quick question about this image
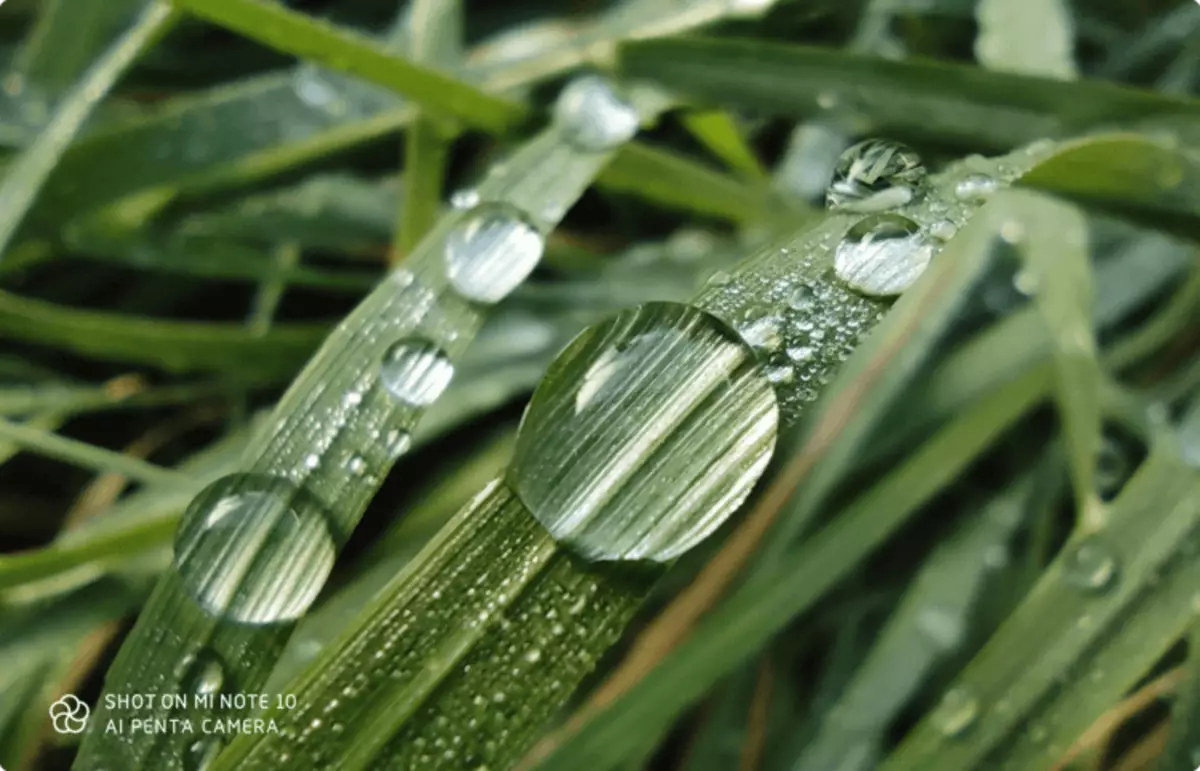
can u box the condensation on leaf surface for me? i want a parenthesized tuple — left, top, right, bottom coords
(509, 301, 779, 562)
(826, 139, 926, 214)
(174, 473, 336, 624)
(553, 74, 640, 152)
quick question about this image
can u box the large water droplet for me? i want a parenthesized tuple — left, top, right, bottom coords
(1062, 535, 1119, 593)
(553, 75, 640, 152)
(444, 205, 545, 303)
(826, 139, 926, 213)
(174, 474, 336, 624)
(738, 315, 783, 353)
(954, 173, 999, 201)
(931, 687, 979, 737)
(510, 302, 780, 562)
(380, 338, 454, 407)
(834, 213, 934, 296)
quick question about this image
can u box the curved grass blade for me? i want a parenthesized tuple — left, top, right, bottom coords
(0, 287, 329, 383)
(880, 448, 1200, 771)
(0, 2, 178, 262)
(678, 108, 766, 179)
(15, 0, 143, 98)
(618, 37, 1200, 151)
(71, 77, 664, 771)
(168, 0, 523, 133)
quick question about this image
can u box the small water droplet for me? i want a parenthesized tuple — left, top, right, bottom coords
(1062, 536, 1119, 593)
(383, 428, 413, 459)
(554, 75, 639, 152)
(931, 687, 979, 737)
(444, 205, 545, 303)
(707, 270, 732, 287)
(787, 345, 815, 363)
(185, 738, 221, 771)
(1013, 269, 1039, 297)
(927, 219, 958, 240)
(292, 66, 337, 110)
(379, 338, 454, 407)
(826, 139, 925, 213)
(178, 650, 225, 697)
(789, 283, 816, 311)
(954, 173, 999, 201)
(834, 213, 934, 296)
(511, 302, 780, 562)
(765, 364, 794, 385)
(174, 475, 335, 625)
(450, 188, 480, 210)
(524, 648, 542, 663)
(738, 315, 783, 352)
(346, 455, 368, 476)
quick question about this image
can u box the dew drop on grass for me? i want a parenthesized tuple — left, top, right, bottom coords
(510, 302, 779, 562)
(825, 139, 926, 213)
(931, 687, 979, 737)
(174, 474, 336, 624)
(553, 75, 640, 152)
(177, 650, 225, 697)
(292, 65, 337, 110)
(954, 173, 999, 201)
(789, 283, 816, 311)
(928, 219, 959, 240)
(834, 213, 935, 296)
(450, 188, 480, 210)
(383, 428, 413, 459)
(380, 338, 454, 407)
(444, 204, 545, 303)
(738, 314, 783, 352)
(1062, 535, 1119, 593)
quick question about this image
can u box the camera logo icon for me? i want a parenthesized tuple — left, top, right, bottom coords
(48, 694, 90, 735)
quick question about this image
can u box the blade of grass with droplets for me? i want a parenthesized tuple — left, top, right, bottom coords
(523, 186, 1060, 771)
(168, 0, 524, 132)
(397, 0, 461, 254)
(880, 447, 1200, 771)
(0, 288, 329, 383)
(0, 2, 178, 262)
(617, 37, 1200, 151)
(71, 77, 664, 771)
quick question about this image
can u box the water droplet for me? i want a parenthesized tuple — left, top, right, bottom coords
(444, 205, 545, 304)
(954, 173, 999, 201)
(928, 219, 958, 240)
(707, 270, 732, 287)
(931, 687, 979, 737)
(789, 283, 816, 310)
(524, 648, 542, 663)
(787, 345, 815, 363)
(554, 75, 639, 152)
(511, 302, 780, 562)
(379, 338, 454, 407)
(450, 188, 480, 210)
(346, 455, 367, 476)
(185, 738, 221, 771)
(834, 214, 934, 296)
(174, 474, 336, 624)
(383, 428, 413, 459)
(178, 650, 225, 697)
(1013, 269, 1039, 296)
(1062, 536, 1119, 593)
(826, 139, 925, 213)
(765, 364, 795, 385)
(738, 315, 783, 352)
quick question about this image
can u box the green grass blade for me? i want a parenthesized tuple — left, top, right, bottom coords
(0, 417, 187, 487)
(974, 0, 1077, 79)
(72, 77, 662, 771)
(618, 37, 1200, 150)
(168, 0, 524, 132)
(15, 0, 144, 97)
(678, 108, 766, 179)
(0, 2, 178, 261)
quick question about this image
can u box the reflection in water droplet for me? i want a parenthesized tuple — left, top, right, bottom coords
(380, 338, 454, 407)
(444, 205, 545, 303)
(511, 302, 779, 562)
(954, 173, 999, 201)
(383, 428, 413, 459)
(554, 75, 640, 152)
(174, 474, 336, 624)
(834, 214, 934, 296)
(826, 139, 926, 213)
(1062, 536, 1119, 593)
(186, 738, 221, 771)
(931, 687, 979, 737)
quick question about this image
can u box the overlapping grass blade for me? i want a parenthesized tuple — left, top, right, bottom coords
(618, 37, 1200, 151)
(15, 0, 144, 98)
